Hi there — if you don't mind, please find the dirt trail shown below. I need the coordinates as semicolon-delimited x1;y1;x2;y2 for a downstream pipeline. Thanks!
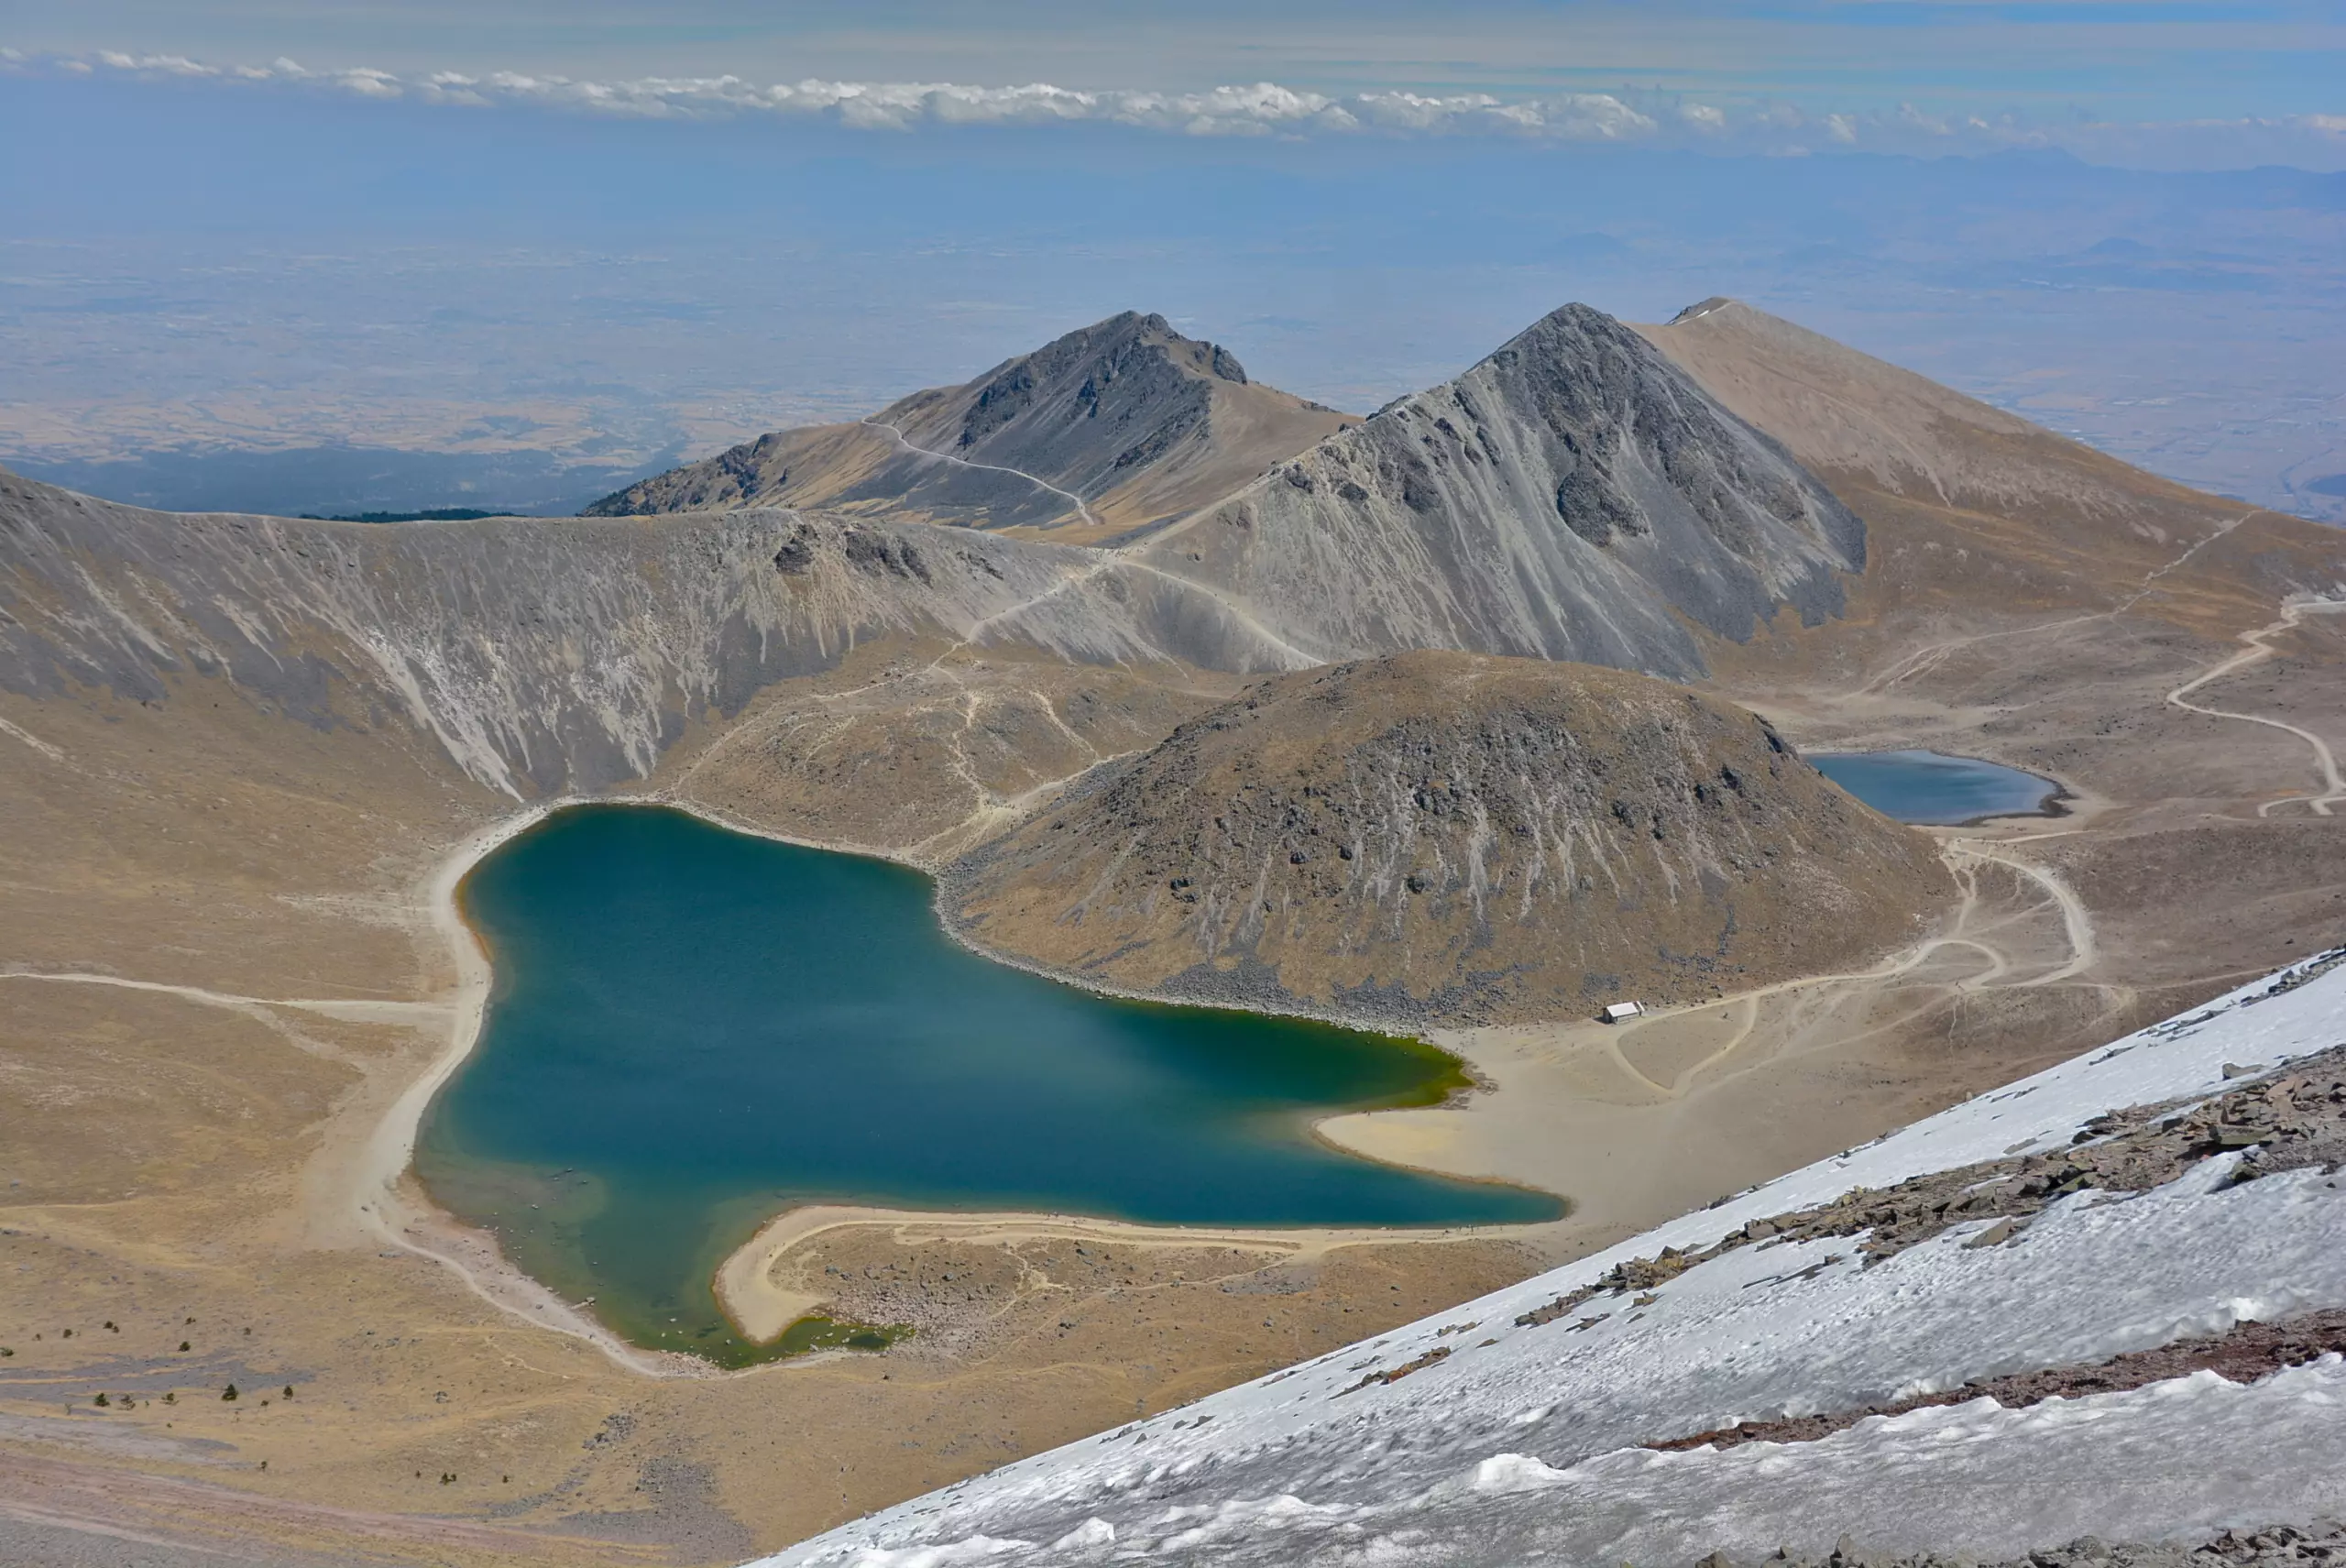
1589;822;2105;1104
1863;510;2262;695
1947;842;2099;987
0;1450;656;1568
0;714;70;764
859;419;1317;667
861;415;1103;531
0;968;448;1024
2165;597;2346;817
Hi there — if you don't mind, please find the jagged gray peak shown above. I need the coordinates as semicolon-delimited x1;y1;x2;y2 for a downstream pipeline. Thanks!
1140;303;1865;677
0;473;1308;797
946;309;1247;449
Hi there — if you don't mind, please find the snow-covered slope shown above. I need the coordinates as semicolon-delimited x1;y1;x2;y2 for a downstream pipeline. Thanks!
760;953;2346;1566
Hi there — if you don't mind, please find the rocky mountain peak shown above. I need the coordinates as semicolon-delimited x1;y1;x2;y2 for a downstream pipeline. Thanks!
584;310;1330;536
1141;300;1867;677
952;311;1249;455
1668;295;1740;324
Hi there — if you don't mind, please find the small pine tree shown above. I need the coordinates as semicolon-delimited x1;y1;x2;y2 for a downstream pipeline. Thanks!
178;1341;190;1352
93;1393;109;1408
282;1385;294;1399
222;1384;238;1401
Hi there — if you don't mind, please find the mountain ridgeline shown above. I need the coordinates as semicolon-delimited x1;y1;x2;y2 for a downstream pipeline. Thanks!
585;312;1353;543
2;301;1897;805
0;476;1321;797
593;302;1869;682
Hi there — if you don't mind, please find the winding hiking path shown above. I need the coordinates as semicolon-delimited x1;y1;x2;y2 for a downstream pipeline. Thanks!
1864;510;2262;695
2165;597;2346;817
861;416;1102;531
1595;826;2104;1102
1948;841;2099;987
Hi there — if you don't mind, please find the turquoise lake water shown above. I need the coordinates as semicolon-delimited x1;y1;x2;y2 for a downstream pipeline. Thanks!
1811;749;2060;825
418;805;1561;1365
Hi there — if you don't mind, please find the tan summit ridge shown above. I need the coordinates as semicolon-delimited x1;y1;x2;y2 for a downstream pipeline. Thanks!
1637;296;2254;614
1639;295;2260;521
948;651;1954;1024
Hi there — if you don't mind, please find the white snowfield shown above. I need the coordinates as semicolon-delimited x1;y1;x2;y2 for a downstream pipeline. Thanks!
758;954;2346;1568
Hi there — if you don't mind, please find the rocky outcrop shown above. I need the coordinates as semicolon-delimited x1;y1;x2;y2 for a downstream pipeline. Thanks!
1137;304;1866;679
1694;1523;2346;1568
586;313;1351;539
946;651;1951;1024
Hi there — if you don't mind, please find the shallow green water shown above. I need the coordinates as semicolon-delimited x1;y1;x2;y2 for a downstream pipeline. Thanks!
418;805;1561;1365
1811;749;2059;826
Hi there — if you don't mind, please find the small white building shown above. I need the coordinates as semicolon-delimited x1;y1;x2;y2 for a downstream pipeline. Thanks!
1602;1001;1646;1024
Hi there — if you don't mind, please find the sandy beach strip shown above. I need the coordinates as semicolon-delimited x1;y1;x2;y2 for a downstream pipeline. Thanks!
713;1204;1534;1344
341;800;718;1378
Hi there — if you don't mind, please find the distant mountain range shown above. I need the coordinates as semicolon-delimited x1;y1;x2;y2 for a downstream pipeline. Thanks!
591;302;1865;680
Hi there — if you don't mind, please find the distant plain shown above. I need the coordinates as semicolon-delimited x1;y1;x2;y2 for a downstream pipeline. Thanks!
5;76;2341;521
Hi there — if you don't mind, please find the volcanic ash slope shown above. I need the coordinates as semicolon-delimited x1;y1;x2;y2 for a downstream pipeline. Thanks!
946;650;1953;1025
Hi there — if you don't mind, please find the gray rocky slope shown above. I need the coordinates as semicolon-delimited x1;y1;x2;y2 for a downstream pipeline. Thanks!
0;475;1305;796
947;651;1949;1022
1139;303;1864;678
2;302;1866;799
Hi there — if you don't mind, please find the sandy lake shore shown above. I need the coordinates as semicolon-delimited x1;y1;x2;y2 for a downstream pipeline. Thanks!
714;1206;1530;1344
328;799;725;1376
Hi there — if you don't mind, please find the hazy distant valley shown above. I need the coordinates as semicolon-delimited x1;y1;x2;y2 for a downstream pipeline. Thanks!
8;149;2343;527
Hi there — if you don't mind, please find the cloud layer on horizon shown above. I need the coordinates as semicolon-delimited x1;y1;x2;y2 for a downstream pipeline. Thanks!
9;46;2345;170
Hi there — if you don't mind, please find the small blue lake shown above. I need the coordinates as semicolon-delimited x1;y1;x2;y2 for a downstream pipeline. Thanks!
1811;749;2061;825
418;805;1561;1365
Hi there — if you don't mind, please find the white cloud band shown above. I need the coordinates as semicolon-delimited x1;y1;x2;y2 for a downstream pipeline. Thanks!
10;46;2344;167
